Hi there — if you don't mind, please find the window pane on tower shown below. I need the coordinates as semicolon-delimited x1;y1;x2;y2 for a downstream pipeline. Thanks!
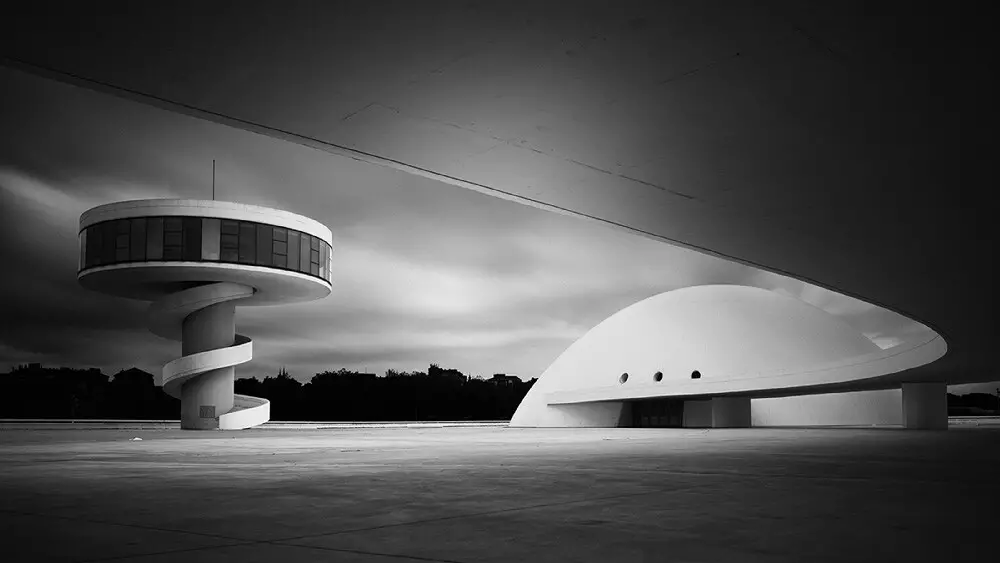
201;218;220;260
146;217;163;260
79;228;87;270
182;218;202;261
101;221;116;264
85;225;101;267
310;241;320;275
256;224;272;266
220;220;239;262
238;222;255;264
287;230;300;270
129;218;146;261
163;217;183;260
114;219;130;262
272;228;287;253
310;235;320;275
299;233;311;274
272;227;287;267
320;243;329;280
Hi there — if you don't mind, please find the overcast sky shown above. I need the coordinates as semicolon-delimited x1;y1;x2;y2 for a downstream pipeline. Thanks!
0;66;990;393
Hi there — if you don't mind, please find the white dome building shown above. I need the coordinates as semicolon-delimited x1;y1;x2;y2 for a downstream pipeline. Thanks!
511;285;947;429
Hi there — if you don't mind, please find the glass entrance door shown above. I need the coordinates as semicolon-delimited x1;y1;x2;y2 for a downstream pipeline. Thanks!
631;399;684;427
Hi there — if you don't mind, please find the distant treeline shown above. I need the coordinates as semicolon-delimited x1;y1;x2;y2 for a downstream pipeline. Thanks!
0;365;176;419
1;364;995;420
0;363;535;421
235;366;535;421
948;392;1000;416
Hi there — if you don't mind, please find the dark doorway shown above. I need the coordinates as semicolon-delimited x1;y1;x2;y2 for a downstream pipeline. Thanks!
631;399;684;427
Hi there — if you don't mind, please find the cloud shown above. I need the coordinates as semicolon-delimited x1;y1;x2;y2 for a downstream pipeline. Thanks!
0;168;176;371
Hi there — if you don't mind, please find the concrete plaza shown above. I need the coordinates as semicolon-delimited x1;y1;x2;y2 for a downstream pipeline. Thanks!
1;425;997;562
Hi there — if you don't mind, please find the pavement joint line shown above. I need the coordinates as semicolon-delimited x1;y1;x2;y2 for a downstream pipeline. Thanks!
8;492;675;563
2;486;705;557
578;468;960;484
267;485;710;544
0;507;252;542
265;543;473;563
2;464;973;486
7;462;959;486
71;541;469;563
71;539;470;563
71;541;262;563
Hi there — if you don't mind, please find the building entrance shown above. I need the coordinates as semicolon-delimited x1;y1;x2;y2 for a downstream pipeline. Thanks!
631;399;684;427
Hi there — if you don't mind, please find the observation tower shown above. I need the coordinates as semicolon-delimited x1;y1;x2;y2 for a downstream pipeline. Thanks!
77;200;333;429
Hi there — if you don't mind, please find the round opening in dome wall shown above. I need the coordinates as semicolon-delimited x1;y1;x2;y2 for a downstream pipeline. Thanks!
653;371;663;382
691;370;701;379
619;372;629;384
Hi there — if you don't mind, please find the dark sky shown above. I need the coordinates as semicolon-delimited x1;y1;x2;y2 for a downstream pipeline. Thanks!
1;65;989;393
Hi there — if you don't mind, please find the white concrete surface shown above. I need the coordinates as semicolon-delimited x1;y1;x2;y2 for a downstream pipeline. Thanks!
535;402;628;427
512;285;945;428
753;389;903;427
219;395;271;430
80;199;332;246
176;299;236;430
79;260;331;305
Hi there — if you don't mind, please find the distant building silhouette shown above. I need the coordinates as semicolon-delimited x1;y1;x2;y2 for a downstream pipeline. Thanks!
490;374;520;387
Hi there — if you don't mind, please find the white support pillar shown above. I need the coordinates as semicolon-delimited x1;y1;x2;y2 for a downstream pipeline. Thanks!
683;400;712;428
712;396;751;428
902;382;947;430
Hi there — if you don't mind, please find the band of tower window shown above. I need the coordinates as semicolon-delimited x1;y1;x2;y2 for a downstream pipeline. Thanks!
79;216;333;284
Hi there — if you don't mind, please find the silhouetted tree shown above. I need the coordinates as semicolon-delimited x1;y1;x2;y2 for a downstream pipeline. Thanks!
0;364;178;419
948;392;1000;415
107;367;177;419
0;363;536;421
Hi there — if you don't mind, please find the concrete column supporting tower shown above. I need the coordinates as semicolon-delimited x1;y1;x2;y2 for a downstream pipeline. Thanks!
179;301;237;430
902;382;947;430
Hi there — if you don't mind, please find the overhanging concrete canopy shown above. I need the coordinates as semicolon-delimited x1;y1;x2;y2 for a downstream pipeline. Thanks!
3;1;991;385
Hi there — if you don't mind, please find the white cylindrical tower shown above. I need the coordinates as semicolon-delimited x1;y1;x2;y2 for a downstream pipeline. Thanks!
77;199;333;430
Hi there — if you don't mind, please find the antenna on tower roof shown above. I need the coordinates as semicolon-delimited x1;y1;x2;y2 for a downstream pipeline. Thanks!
212;159;216;201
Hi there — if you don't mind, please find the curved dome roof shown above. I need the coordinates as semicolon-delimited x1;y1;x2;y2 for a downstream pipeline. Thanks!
511;284;880;426
556;284;876;382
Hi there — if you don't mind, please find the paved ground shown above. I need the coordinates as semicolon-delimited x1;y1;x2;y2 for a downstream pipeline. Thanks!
1;426;997;563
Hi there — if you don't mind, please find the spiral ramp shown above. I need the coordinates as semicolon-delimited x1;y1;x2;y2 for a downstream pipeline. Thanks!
150;282;270;430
